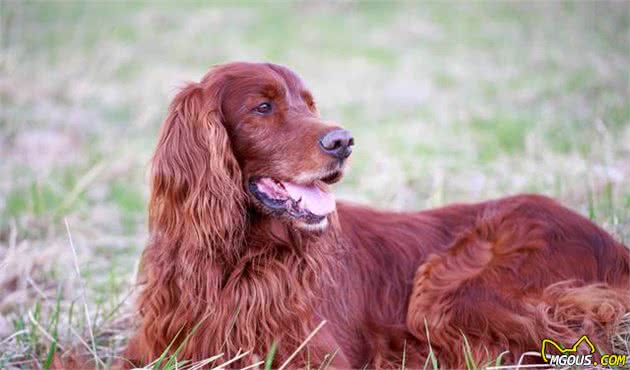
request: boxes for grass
[0,0,629,368]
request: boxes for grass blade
[264,341,278,370]
[43,287,62,370]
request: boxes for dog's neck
[214,215,338,360]
[238,213,342,289]
[201,214,343,362]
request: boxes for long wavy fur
[125,69,339,366]
[124,63,630,369]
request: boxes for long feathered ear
[126,77,248,365]
[149,80,246,259]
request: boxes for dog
[124,62,629,368]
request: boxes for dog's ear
[149,80,246,257]
[133,75,249,362]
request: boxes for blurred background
[1,1,628,368]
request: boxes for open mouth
[248,172,341,225]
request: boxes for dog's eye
[254,102,273,115]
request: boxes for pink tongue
[282,182,336,216]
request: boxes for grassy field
[1,1,629,368]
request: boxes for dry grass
[0,1,628,369]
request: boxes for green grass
[0,0,629,368]
[470,113,531,161]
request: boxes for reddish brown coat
[124,62,629,369]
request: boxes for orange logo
[541,335,626,367]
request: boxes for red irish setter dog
[124,62,629,368]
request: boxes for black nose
[319,129,354,159]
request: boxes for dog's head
[151,62,353,236]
